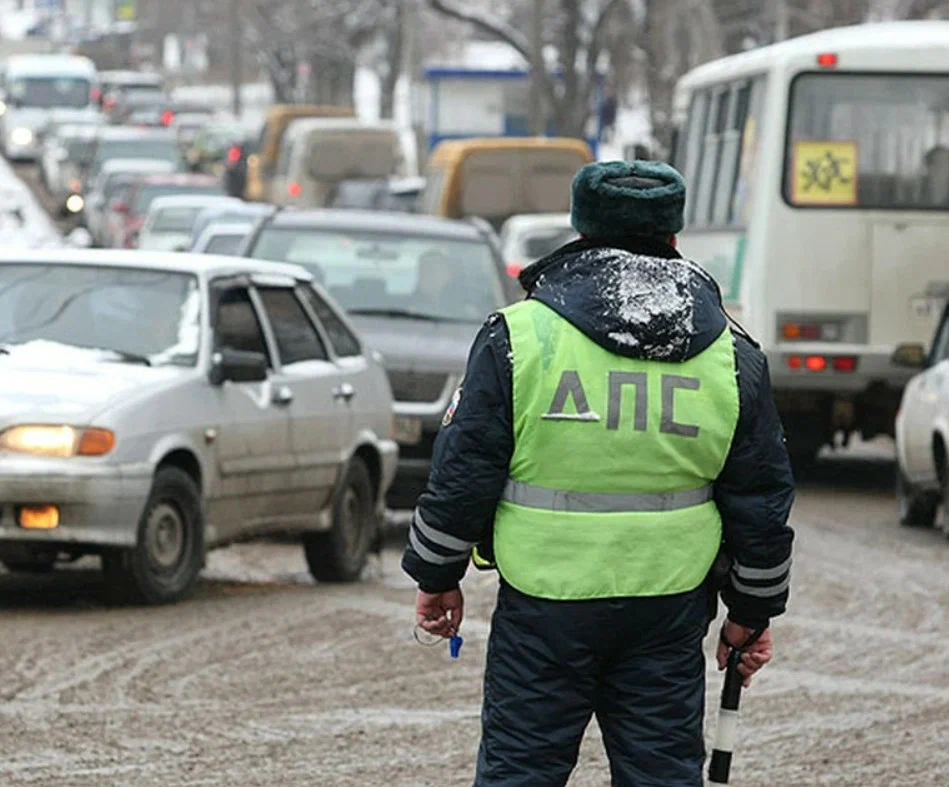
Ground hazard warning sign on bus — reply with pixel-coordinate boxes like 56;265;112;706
791;140;858;206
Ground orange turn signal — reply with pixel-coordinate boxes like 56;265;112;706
19;505;60;530
77;429;115;456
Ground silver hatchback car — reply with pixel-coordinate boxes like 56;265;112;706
0;250;397;603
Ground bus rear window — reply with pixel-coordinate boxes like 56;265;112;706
786;73;949;210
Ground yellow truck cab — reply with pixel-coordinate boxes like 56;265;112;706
420;138;594;230
243;104;355;202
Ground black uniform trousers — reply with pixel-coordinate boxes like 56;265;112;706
474;581;710;787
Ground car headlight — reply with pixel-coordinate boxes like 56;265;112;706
0;425;115;457
0;101;7;117
65;194;85;214
10;127;33;146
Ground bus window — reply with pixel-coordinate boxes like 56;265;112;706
786;73;949;210
680;92;710;224
712;82;751;225
730;78;766;225
693;89;731;226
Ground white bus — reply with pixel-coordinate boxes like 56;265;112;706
671;20;949;462
0;54;99;161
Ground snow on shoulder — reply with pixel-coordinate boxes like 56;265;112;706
587;248;698;361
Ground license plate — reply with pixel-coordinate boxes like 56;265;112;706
393;416;422;446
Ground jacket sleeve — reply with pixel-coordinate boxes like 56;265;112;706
400;314;514;593
714;333;796;629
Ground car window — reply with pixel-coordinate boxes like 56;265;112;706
249;228;506;323
299;284;361;357
204;233;245;255
257;287;328;365
214;287;271;365
152;206;201;233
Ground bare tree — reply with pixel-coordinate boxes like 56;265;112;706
427;0;636;138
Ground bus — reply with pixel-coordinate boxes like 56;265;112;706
671;20;949;463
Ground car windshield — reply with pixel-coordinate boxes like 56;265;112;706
0;264;200;366
205;233;245;254
250;228;506;322
8;76;91;109
133;186;224;215
522;226;578;260
64;136;95;162
98;139;180;167
152;206;201;232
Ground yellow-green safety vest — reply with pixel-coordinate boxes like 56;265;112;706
484;299;739;600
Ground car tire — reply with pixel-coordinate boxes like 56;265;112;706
0;557;56;574
898;467;937;528
102;467;205;604
304;457;375;583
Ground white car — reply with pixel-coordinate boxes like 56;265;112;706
498;213;578;278
0;249;397;603
84;158;177;247
138;195;241;252
191;220;254;255
894;314;949;532
38;123;99;215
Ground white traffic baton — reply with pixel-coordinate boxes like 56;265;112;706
708;647;743;784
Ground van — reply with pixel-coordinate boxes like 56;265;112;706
272;118;408;209
420;138;593;230
0;54;99;161
243;104;354;202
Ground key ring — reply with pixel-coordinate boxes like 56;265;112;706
413;623;443;647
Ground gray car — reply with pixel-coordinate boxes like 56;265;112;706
242;209;519;508
0;249;397;603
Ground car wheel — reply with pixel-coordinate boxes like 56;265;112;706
304;457;375;583
102;467;204;604
0;557;56;574
898;467;937;528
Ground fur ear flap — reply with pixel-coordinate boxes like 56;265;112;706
571;160;686;241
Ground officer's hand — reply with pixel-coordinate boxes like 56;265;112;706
416;588;464;639
716;620;773;688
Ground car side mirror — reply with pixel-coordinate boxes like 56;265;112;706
209;348;268;385
892;343;927;369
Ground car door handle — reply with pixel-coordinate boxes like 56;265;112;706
272;385;294;407
333;382;355;402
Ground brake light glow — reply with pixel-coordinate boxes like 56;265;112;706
227;145;242;164
817;52;838;68
832;356;857;373
288;182;302;198
91;87;102;101
787;355;802;370
506;261;522;278
161;110;175;126
103;96;116;111
805;355;827;372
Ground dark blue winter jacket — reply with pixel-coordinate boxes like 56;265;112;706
401;235;795;629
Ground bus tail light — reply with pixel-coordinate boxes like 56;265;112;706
805;355;827;372
781;320;842;342
817;52;838;68
227;145;242;165
832;356;857;373
788;355;803;370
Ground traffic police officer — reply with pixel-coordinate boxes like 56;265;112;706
402;161;795;786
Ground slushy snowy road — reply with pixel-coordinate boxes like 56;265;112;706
0;447;946;786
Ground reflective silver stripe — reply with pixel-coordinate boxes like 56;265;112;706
409;528;470;565
412;510;477;554
733;557;792;581
730;575;791;598
501;479;714;513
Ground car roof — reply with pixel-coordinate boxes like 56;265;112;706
204;220;255;234
149;195;239;211
100;157;177;174
100;70;162;84
0;249;313;282
135;173;222;187
265;208;486;241
96;127;176;141
503;213;573;231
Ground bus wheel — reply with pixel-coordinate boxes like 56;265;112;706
898;468;937;528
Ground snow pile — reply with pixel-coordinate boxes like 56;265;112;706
588;248;696;360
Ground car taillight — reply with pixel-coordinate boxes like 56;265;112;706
506;261;522;278
227;145;242;164
288;182;302;198
161;110;175;126
91;87;102;102
103;96;116;111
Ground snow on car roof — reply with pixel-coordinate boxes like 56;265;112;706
0;248;313;282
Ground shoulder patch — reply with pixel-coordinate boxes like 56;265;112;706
442;385;462;426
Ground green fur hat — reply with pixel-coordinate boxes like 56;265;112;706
570;160;686;240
